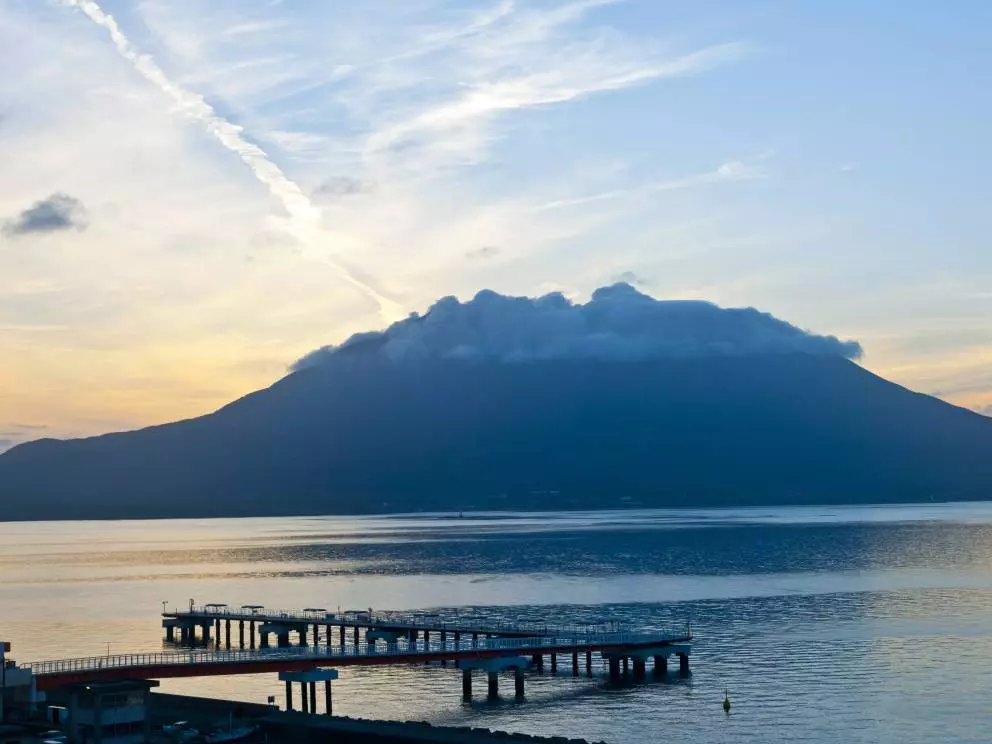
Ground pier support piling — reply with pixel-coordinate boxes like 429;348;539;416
285;681;293;712
572;651;579;677
586;650;592;676
462;669;472;700
514;668;525;699
608;658;621;681
300;682;308;714
239;621;244;648
487;672;499;700
678;653;690;677
550;653;557;674
225;620;231;648
622;657;629;675
324;680;332;716
654;655;667;676
633;658;646;680
309;682;316;713
339;625;345;646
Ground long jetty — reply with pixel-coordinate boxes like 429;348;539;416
161;604;626;647
23;603;692;713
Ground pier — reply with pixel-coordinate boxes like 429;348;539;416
161;604;623;648
16;602;690;728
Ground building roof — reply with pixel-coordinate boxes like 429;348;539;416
63;680;160;694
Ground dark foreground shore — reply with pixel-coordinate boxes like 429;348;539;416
151;693;607;744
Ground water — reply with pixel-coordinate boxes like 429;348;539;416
3;504;992;743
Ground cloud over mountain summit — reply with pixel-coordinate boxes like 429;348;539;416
293;283;862;370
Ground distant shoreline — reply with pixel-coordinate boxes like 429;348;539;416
2;497;989;525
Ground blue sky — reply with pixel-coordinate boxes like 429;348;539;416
0;0;990;448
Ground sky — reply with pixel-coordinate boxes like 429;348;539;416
1;0;990;451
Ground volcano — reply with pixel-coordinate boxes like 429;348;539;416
1;284;989;519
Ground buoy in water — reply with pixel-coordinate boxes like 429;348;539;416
723;689;732;713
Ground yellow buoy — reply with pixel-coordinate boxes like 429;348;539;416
723;689;732;713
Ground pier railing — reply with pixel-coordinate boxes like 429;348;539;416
27;630;690;677
165;605;635;638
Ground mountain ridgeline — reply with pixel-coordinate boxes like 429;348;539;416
1;351;990;520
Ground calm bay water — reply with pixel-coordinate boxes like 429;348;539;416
3;504;992;743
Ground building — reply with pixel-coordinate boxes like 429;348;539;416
64;681;158;744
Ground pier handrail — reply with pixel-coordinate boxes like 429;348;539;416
26;630;690;677
165;605;637;638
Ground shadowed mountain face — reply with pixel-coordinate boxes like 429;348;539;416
1;353;990;520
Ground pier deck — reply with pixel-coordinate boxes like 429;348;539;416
163;604;620;640
27;630;691;690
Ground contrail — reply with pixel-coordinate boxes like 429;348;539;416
63;0;399;318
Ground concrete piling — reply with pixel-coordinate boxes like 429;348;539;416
633;658;646;680
654;655;667;676
487;672;499;700
514;668;525;698
608;658;620;681
462;669;472;700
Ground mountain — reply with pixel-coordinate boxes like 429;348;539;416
1;283;990;519
1;352;990;520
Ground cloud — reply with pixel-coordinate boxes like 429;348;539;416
313;177;376;198
63;0;399;318
292;282;862;371
978;405;992;418
365;40;751;162
466;246;500;260
612;270;649;287
2;193;87;237
535;157;768;211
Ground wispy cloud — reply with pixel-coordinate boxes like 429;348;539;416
365;42;751;159
63;0;399;317
535;157;769;211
